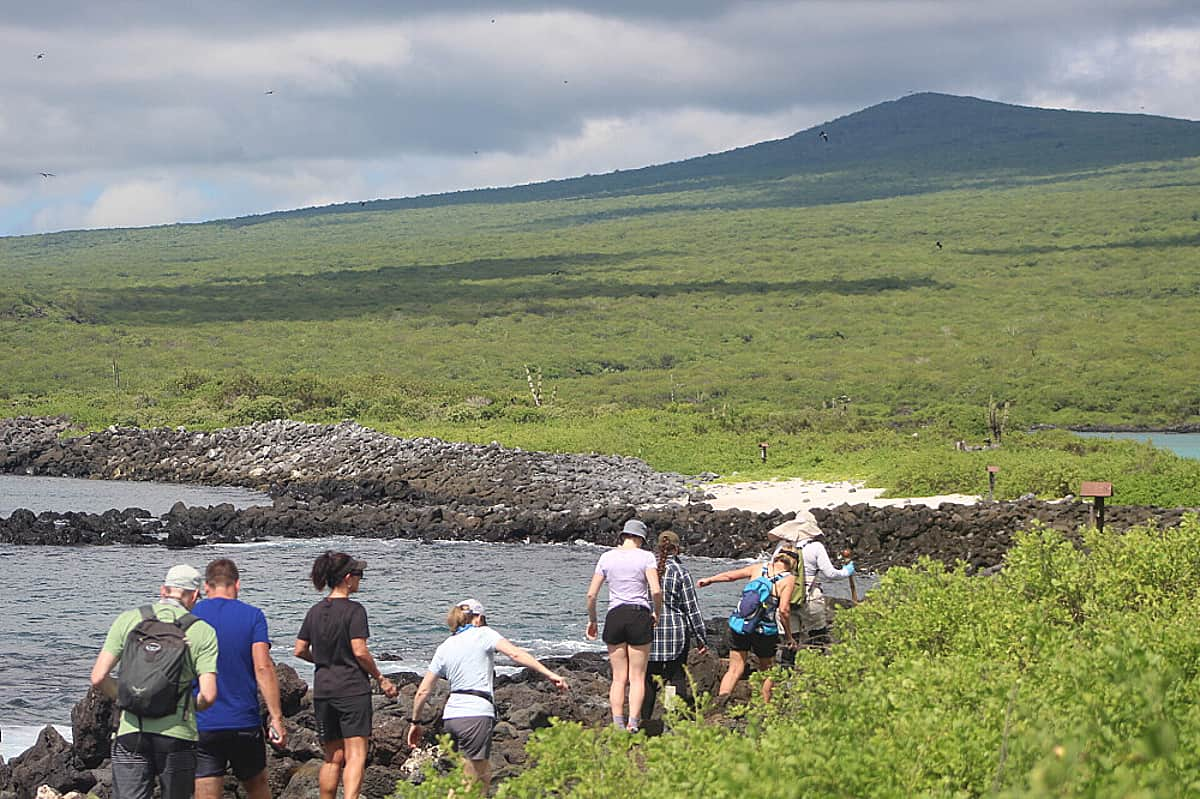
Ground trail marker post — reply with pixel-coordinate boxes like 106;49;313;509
1080;481;1113;533
758;442;769;463
987;465;999;501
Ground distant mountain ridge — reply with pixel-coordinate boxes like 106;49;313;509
231;92;1200;225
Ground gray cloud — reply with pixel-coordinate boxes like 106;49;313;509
3;1;1199;233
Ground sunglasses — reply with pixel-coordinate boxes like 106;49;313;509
349;570;365;578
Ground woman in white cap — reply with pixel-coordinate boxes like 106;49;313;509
585;518;663;732
407;599;568;794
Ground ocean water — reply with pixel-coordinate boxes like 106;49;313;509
1074;431;1200;461
0;474;270;518
0;536;762;760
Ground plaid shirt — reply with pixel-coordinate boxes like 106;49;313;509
651;556;708;662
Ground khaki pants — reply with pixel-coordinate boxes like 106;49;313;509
789;586;829;634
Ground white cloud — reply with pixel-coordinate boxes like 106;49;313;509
82;179;214;230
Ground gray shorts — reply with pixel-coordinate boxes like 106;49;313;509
443;716;494;761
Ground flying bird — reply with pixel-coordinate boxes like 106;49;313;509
264;89;274;95
39;172;55;178
935;241;943;250
819;130;829;142
35;52;45;59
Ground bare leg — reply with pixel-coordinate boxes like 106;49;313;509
719;650;748;695
759;656;776;702
194;776;223;799
625;644;651;728
319;741;345;799
608;643;630;722
340;736;370;799
463;759;492;795
242;769;271;799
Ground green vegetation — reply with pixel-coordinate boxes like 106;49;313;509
4;94;1200;502
395;517;1200;797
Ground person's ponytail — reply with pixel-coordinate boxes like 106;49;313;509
311;550;352;590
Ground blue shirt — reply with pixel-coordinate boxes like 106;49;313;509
192;597;271;731
427;626;503;719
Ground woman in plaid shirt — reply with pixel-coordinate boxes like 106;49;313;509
640;531;708;723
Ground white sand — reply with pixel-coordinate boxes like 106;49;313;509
698;477;979;515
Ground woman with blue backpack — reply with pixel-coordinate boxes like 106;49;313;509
697;549;798;702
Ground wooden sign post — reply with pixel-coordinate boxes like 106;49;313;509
1080;481;1114;533
758;442;769;463
987;465;999;501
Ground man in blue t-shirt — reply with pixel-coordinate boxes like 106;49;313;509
192;558;287;799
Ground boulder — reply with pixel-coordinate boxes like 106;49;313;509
69;689;115;768
6;728;94;799
273;663;309;717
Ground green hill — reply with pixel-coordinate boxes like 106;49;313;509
3;92;1200;498
231;92;1200;223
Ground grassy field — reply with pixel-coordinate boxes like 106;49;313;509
4;99;1200;503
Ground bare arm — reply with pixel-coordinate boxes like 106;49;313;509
406;671;440;748
645;567;663;623
89;651;119;700
775;574;796;641
350;637;397;697
585;572;605;640
252;642;287;746
195;672;218;712
293;638;313;663
697;564;755;588
495;638;569;690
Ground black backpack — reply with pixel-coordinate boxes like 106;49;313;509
116;605;198;720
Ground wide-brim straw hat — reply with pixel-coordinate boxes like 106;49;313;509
766;510;824;544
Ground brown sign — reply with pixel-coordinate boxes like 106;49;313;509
1080;481;1113;498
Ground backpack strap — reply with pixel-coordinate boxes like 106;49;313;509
138;605;156;621
176;613;198;632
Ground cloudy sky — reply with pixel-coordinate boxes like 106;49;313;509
2;1;1198;236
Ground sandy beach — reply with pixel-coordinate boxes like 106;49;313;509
699;477;979;515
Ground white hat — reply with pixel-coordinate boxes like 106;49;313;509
163;564;202;592
766;510;824;544
458;598;486;616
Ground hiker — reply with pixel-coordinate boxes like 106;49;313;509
585;518;663;732
89;564;219;799
641;531;707;724
697;549;798;702
295;551;398;799
784;513;855;650
407;599;569;794
192;558;287;799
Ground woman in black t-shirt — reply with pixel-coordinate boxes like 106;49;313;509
295;551;398;799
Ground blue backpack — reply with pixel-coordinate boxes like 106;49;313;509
729;568;785;635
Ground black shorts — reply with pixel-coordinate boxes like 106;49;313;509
313;693;373;742
728;628;779;659
195;728;267;780
444;716;495;761
602;604;653;646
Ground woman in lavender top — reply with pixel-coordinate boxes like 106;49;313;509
586;518;663;732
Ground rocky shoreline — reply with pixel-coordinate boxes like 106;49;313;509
3;416;1197;573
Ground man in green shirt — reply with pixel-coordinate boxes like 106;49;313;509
89;564;219;799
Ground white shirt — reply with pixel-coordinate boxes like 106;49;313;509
801;539;851;592
427;625;504;719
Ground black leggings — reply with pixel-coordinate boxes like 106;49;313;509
641;652;690;720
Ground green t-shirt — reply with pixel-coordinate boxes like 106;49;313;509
101;601;219;740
